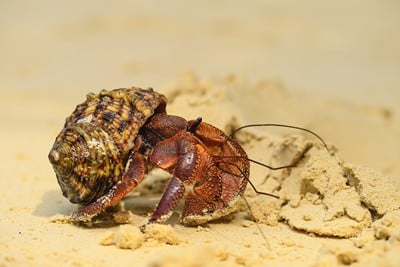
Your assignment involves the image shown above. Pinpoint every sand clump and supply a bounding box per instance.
[49,214,74,224]
[143,223,181,245]
[100,224,180,249]
[279,142,372,238]
[114,225,144,249]
[245,132,400,239]
[275,137,400,239]
[243,134,400,242]
[343,164,400,216]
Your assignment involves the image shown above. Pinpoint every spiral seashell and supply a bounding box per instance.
[49,87,166,204]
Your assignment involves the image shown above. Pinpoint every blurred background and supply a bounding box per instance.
[1,0,399,107]
[1,0,399,182]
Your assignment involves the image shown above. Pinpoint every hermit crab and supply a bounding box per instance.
[49,87,253,224]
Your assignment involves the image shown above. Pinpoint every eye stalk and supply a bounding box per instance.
[186,117,202,133]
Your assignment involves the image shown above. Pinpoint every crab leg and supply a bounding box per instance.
[147,133,197,223]
[72,153,146,222]
[148,177,185,223]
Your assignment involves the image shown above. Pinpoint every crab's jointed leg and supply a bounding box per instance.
[148,176,185,223]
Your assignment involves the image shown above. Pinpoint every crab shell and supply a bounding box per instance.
[48,88,166,204]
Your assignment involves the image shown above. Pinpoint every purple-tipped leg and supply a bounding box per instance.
[148,177,186,223]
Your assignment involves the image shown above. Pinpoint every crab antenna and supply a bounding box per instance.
[242,195,272,250]
[230,123,330,153]
[215,155,295,171]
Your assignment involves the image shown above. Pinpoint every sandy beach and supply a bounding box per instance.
[1,1,400,266]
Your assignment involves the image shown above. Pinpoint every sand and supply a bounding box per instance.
[2,73,400,267]
[1,2,400,267]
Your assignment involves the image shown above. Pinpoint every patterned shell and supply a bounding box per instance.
[48,88,166,204]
